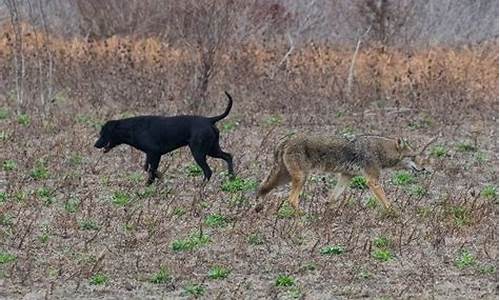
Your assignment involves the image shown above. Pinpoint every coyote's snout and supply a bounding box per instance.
[257,134,429,213]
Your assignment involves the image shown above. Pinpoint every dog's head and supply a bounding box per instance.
[94,120,120,153]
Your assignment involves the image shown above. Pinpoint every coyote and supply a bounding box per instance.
[257,134,428,213]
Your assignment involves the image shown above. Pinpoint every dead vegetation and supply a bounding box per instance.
[0,4,498,299]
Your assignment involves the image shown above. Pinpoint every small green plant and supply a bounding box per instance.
[416,206,432,219]
[277,202,296,219]
[111,191,131,206]
[221,120,238,132]
[431,145,448,158]
[185,164,203,177]
[350,176,368,190]
[478,264,496,275]
[0,251,16,264]
[150,267,171,284]
[208,266,231,280]
[64,197,80,213]
[30,159,49,180]
[0,108,8,120]
[275,274,295,287]
[265,115,282,126]
[79,219,100,231]
[205,214,229,228]
[372,235,393,262]
[183,283,205,298]
[357,269,373,279]
[372,249,393,262]
[449,206,472,226]
[409,185,427,198]
[89,273,108,285]
[0,213,13,226]
[481,185,498,200]
[127,171,143,183]
[0,192,6,204]
[38,233,49,244]
[2,160,16,171]
[392,171,415,186]
[221,177,257,193]
[171,233,210,252]
[454,249,475,269]
[365,196,379,209]
[36,187,55,206]
[173,207,186,217]
[136,186,156,199]
[248,232,265,245]
[17,113,30,126]
[0,131,8,141]
[320,245,345,256]
[302,262,316,272]
[68,154,83,166]
[456,142,476,153]
[373,235,391,249]
[288,287,303,299]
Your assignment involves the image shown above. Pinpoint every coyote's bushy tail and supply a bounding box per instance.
[257,137,292,197]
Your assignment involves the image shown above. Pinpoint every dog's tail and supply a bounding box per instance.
[209,91,233,123]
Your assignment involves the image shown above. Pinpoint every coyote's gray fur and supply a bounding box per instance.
[257,134,426,212]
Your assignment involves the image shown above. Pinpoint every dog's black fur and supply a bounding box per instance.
[94,92,235,185]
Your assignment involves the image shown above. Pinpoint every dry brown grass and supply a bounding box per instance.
[0,29,498,299]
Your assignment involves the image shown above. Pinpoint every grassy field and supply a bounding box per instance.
[0,35,498,299]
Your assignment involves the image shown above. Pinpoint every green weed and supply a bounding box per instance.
[36,187,55,206]
[275,274,295,287]
[350,176,368,190]
[30,159,49,180]
[0,108,8,120]
[277,202,296,219]
[456,142,476,153]
[171,233,210,252]
[2,160,16,171]
[183,283,205,298]
[265,115,282,126]
[431,145,448,158]
[221,177,257,193]
[111,191,131,206]
[372,249,393,262]
[0,192,6,204]
[0,251,16,264]
[320,245,345,256]
[17,113,30,126]
[373,235,391,249]
[204,214,229,228]
[221,120,238,132]
[89,273,108,285]
[481,185,498,200]
[150,267,171,284]
[185,164,203,177]
[173,207,186,217]
[64,197,80,213]
[208,266,231,280]
[79,219,100,231]
[409,185,427,198]
[455,249,475,269]
[392,171,415,186]
[248,232,265,245]
[449,206,472,227]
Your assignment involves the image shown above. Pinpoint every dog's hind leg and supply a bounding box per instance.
[190,148,212,181]
[146,153,161,185]
[208,145,235,178]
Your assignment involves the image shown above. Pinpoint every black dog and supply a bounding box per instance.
[94,92,235,185]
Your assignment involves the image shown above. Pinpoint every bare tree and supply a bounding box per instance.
[3,0,25,113]
[175,0,237,113]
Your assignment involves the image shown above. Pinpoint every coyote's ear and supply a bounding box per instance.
[396,137,406,150]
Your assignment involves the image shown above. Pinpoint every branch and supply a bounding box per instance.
[346,25,372,98]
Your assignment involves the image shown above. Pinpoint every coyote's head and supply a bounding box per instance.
[394,136,438,173]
